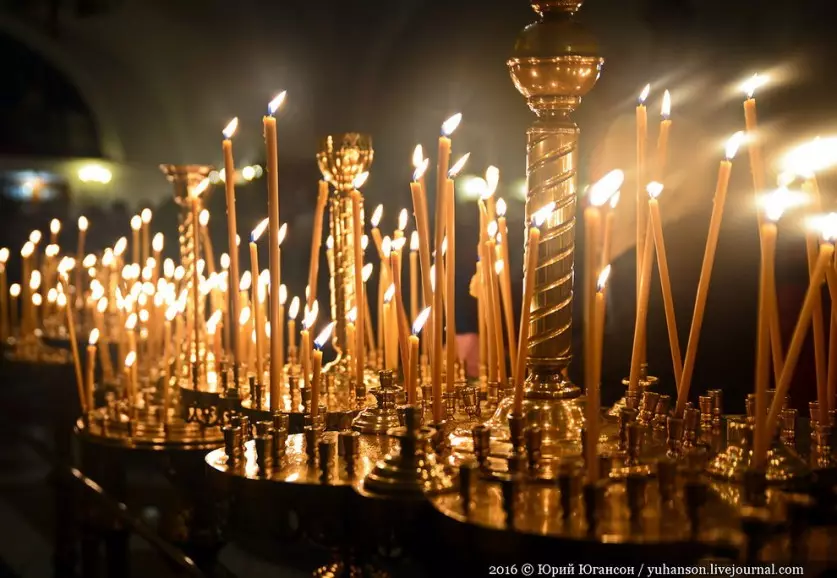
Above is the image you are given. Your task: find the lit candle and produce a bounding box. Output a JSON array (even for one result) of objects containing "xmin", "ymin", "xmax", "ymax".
[
  {"xmin": 163, "ymin": 307, "xmax": 176, "ymax": 423},
  {"xmin": 395, "ymin": 209, "xmax": 408, "ymax": 240},
  {"xmin": 76, "ymin": 217, "xmax": 88, "ymax": 310},
  {"xmin": 802, "ymin": 181, "xmax": 828, "ymax": 421},
  {"xmin": 351, "ymin": 174, "xmax": 368, "ymax": 391},
  {"xmin": 222, "ymin": 118, "xmax": 243, "ymax": 387},
  {"xmin": 742, "ymin": 74, "xmax": 768, "ymax": 206},
  {"xmin": 409, "ymin": 158, "xmax": 433, "ymax": 355},
  {"xmin": 495, "ymin": 198, "xmax": 517, "ymax": 381},
  {"xmin": 362, "ymin": 263, "xmax": 376, "ymax": 355},
  {"xmin": 390, "ymin": 244, "xmax": 410, "ymax": 374},
  {"xmin": 628, "ymin": 218, "xmax": 654, "ymax": 392},
  {"xmin": 445, "ymin": 153, "xmax": 469, "ymax": 391},
  {"xmin": 131, "ymin": 215, "xmax": 141, "ymax": 265},
  {"xmin": 190, "ymin": 181, "xmax": 209, "ymax": 390},
  {"xmin": 250, "ymin": 218, "xmax": 269, "ymax": 385},
  {"xmin": 488, "ymin": 248, "xmax": 507, "ymax": 386},
  {"xmin": 0, "ymin": 248, "xmax": 8, "ymax": 341},
  {"xmin": 152, "ymin": 233, "xmax": 164, "ymax": 286},
  {"xmin": 50, "ymin": 219, "xmax": 61, "ymax": 245},
  {"xmin": 141, "ymin": 209, "xmax": 152, "ymax": 266},
  {"xmin": 277, "ymin": 282, "xmax": 286, "ymax": 386},
  {"xmin": 300, "ymin": 303, "xmax": 318, "ymax": 401},
  {"xmin": 675, "ymin": 133, "xmax": 744, "ymax": 416},
  {"xmin": 636, "ymin": 84, "xmax": 650, "ymax": 320},
  {"xmin": 62, "ymin": 274, "xmax": 85, "ymax": 412},
  {"xmin": 199, "ymin": 210, "xmax": 216, "ymax": 275},
  {"xmin": 600, "ymin": 192, "xmax": 620, "ymax": 271},
  {"xmin": 346, "ymin": 307, "xmax": 357, "ymax": 360},
  {"xmin": 655, "ymin": 90, "xmax": 672, "ymax": 181},
  {"xmin": 263, "ymin": 92, "xmax": 287, "ymax": 413},
  {"xmin": 586, "ymin": 265, "xmax": 611, "ymax": 483},
  {"xmin": 408, "ymin": 307, "xmax": 431, "ymax": 405},
  {"xmin": 124, "ymin": 351, "xmax": 137, "ymax": 419},
  {"xmin": 383, "ymin": 284, "xmax": 396, "ymax": 370},
  {"xmin": 763, "ymin": 215, "xmax": 836, "ymax": 462},
  {"xmin": 409, "ymin": 231, "xmax": 419, "ymax": 322},
  {"xmin": 646, "ymin": 181, "xmax": 682, "ymax": 389},
  {"xmin": 86, "ymin": 328, "xmax": 99, "ymax": 415},
  {"xmin": 287, "ymin": 296, "xmax": 299, "ymax": 363},
  {"xmin": 311, "ymin": 321, "xmax": 335, "ymax": 419},
  {"xmin": 481, "ymin": 230, "xmax": 498, "ymax": 384},
  {"xmin": 308, "ymin": 180, "xmax": 328, "ymax": 309},
  {"xmin": 10, "ymin": 284, "xmax": 20, "ymax": 337},
  {"xmin": 514, "ymin": 204, "xmax": 553, "ymax": 415}
]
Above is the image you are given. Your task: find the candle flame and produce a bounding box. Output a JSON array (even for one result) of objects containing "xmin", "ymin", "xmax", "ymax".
[
  {"xmin": 220, "ymin": 253, "xmax": 230, "ymax": 269},
  {"xmin": 412, "ymin": 306, "xmax": 431, "ymax": 335},
  {"xmin": 113, "ymin": 236, "xmax": 126, "ymax": 256},
  {"xmin": 141, "ymin": 208, "xmax": 152, "ymax": 224},
  {"xmin": 589, "ymin": 169, "xmax": 624, "ymax": 206},
  {"xmin": 610, "ymin": 191, "xmax": 621, "ymax": 209},
  {"xmin": 279, "ymin": 283, "xmax": 287, "ymax": 305},
  {"xmin": 240, "ymin": 271, "xmax": 252, "ymax": 291},
  {"xmin": 353, "ymin": 172, "xmax": 369, "ymax": 189},
  {"xmin": 347, "ymin": 306, "xmax": 358, "ymax": 323},
  {"xmin": 398, "ymin": 208, "xmax": 408, "ymax": 231},
  {"xmin": 222, "ymin": 117, "xmax": 239, "ymax": 139},
  {"xmin": 782, "ymin": 136, "xmax": 837, "ymax": 177},
  {"xmin": 725, "ymin": 131, "xmax": 745, "ymax": 161},
  {"xmin": 199, "ymin": 209, "xmax": 210, "ymax": 227},
  {"xmin": 10, "ymin": 284, "xmax": 20, "ymax": 297},
  {"xmin": 29, "ymin": 230, "xmax": 41, "ymax": 245},
  {"xmin": 597, "ymin": 265, "xmax": 612, "ymax": 292},
  {"xmin": 762, "ymin": 188, "xmax": 791, "ymax": 223},
  {"xmin": 496, "ymin": 197, "xmax": 507, "ymax": 217},
  {"xmin": 487, "ymin": 220, "xmax": 498, "ymax": 238},
  {"xmin": 161, "ymin": 258, "xmax": 173, "ymax": 278},
  {"xmin": 32, "ymin": 293, "xmax": 42, "ymax": 306},
  {"xmin": 448, "ymin": 153, "xmax": 470, "ymax": 178},
  {"xmin": 441, "ymin": 113, "xmax": 462, "ymax": 137},
  {"xmin": 819, "ymin": 212, "xmax": 837, "ymax": 242},
  {"xmin": 532, "ymin": 202, "xmax": 556, "ymax": 227},
  {"xmin": 326, "ymin": 235, "xmax": 334, "ymax": 250},
  {"xmin": 646, "ymin": 181, "xmax": 664, "ymax": 199},
  {"xmin": 0, "ymin": 248, "xmax": 7, "ymax": 264},
  {"xmin": 268, "ymin": 91, "xmax": 287, "ymax": 115},
  {"xmin": 125, "ymin": 313, "xmax": 137, "ymax": 330},
  {"xmin": 239, "ymin": 307, "xmax": 251, "ymax": 325},
  {"xmin": 413, "ymin": 158, "xmax": 429, "ymax": 182},
  {"xmin": 78, "ymin": 216, "xmax": 89, "ymax": 231},
  {"xmin": 383, "ymin": 283, "xmax": 395, "ymax": 304},
  {"xmin": 441, "ymin": 236, "xmax": 448, "ymax": 255},
  {"xmin": 259, "ymin": 268, "xmax": 270, "ymax": 287},
  {"xmin": 288, "ymin": 296, "xmax": 300, "ymax": 319},
  {"xmin": 741, "ymin": 73, "xmax": 767, "ymax": 99},
  {"xmin": 152, "ymin": 233, "xmax": 164, "ymax": 253},
  {"xmin": 485, "ymin": 166, "xmax": 500, "ymax": 198},
  {"xmin": 639, "ymin": 83, "xmax": 651, "ymax": 104},
  {"xmin": 362, "ymin": 262, "xmax": 374, "ymax": 282},
  {"xmin": 125, "ymin": 351, "xmax": 136, "ymax": 368},
  {"xmin": 494, "ymin": 259, "xmax": 504, "ymax": 275},
  {"xmin": 410, "ymin": 230, "xmax": 419, "ymax": 251},
  {"xmin": 382, "ymin": 236, "xmax": 392, "ymax": 258},
  {"xmin": 302, "ymin": 300, "xmax": 319, "ymax": 329},
  {"xmin": 130, "ymin": 215, "xmax": 142, "ymax": 231},
  {"xmin": 97, "ymin": 297, "xmax": 108, "ymax": 313},
  {"xmin": 57, "ymin": 256, "xmax": 75, "ymax": 273},
  {"xmin": 50, "ymin": 219, "xmax": 61, "ymax": 235},
  {"xmin": 314, "ymin": 321, "xmax": 336, "ymax": 349},
  {"xmin": 251, "ymin": 218, "xmax": 269, "ymax": 242},
  {"xmin": 192, "ymin": 178, "xmax": 210, "ymax": 198},
  {"xmin": 21, "ymin": 242, "xmax": 34, "ymax": 258},
  {"xmin": 661, "ymin": 90, "xmax": 671, "ymax": 119},
  {"xmin": 361, "ymin": 235, "xmax": 369, "ymax": 251},
  {"xmin": 371, "ymin": 205, "xmax": 383, "ymax": 228},
  {"xmin": 82, "ymin": 254, "xmax": 97, "ymax": 268},
  {"xmin": 29, "ymin": 270, "xmax": 41, "ymax": 290},
  {"xmin": 391, "ymin": 237, "xmax": 407, "ymax": 252},
  {"xmin": 412, "ymin": 144, "xmax": 424, "ymax": 168}
]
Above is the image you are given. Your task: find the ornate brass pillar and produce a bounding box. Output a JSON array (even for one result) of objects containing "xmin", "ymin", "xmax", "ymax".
[
  {"xmin": 486, "ymin": 0, "xmax": 603, "ymax": 450},
  {"xmin": 316, "ymin": 134, "xmax": 373, "ymax": 395}
]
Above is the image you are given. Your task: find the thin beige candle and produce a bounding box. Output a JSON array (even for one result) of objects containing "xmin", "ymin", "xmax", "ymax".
[
  {"xmin": 63, "ymin": 275, "xmax": 85, "ymax": 413},
  {"xmin": 600, "ymin": 193, "xmax": 620, "ymax": 271},
  {"xmin": 131, "ymin": 215, "xmax": 141, "ymax": 266},
  {"xmin": 636, "ymin": 85, "xmax": 650, "ymax": 335},
  {"xmin": 163, "ymin": 315, "xmax": 173, "ymax": 423},
  {"xmin": 487, "ymin": 241, "xmax": 507, "ymax": 385},
  {"xmin": 249, "ymin": 218, "xmax": 268, "ymax": 384},
  {"xmin": 308, "ymin": 180, "xmax": 328, "ymax": 309},
  {"xmin": 445, "ymin": 154, "xmax": 469, "ymax": 391},
  {"xmin": 742, "ymin": 74, "xmax": 768, "ymax": 217},
  {"xmin": 410, "ymin": 160, "xmax": 433, "ymax": 356},
  {"xmin": 9, "ymin": 284, "xmax": 19, "ymax": 336},
  {"xmin": 628, "ymin": 218, "xmax": 655, "ymax": 392},
  {"xmin": 583, "ymin": 203, "xmax": 602, "ymax": 412},
  {"xmin": 311, "ymin": 321, "xmax": 335, "ymax": 419},
  {"xmin": 141, "ymin": 209, "xmax": 152, "ymax": 266},
  {"xmin": 0, "ymin": 249, "xmax": 7, "ymax": 341},
  {"xmin": 390, "ymin": 250, "xmax": 410, "ymax": 374},
  {"xmin": 124, "ymin": 352, "xmax": 137, "ymax": 419},
  {"xmin": 222, "ymin": 117, "xmax": 243, "ymax": 388},
  {"xmin": 350, "ymin": 180, "xmax": 367, "ymax": 391},
  {"xmin": 676, "ymin": 133, "xmax": 743, "ymax": 416},
  {"xmin": 803, "ymin": 181, "xmax": 828, "ymax": 421},
  {"xmin": 655, "ymin": 90, "xmax": 672, "ymax": 182},
  {"xmin": 76, "ymin": 217, "xmax": 88, "ymax": 309},
  {"xmin": 85, "ymin": 329, "xmax": 99, "ymax": 415},
  {"xmin": 287, "ymin": 297, "xmax": 299, "ymax": 363},
  {"xmin": 496, "ymin": 199, "xmax": 518, "ymax": 378},
  {"xmin": 587, "ymin": 266, "xmax": 611, "ymax": 483},
  {"xmin": 410, "ymin": 232, "xmax": 419, "ymax": 322},
  {"xmin": 480, "ymin": 241, "xmax": 498, "ymax": 383},
  {"xmin": 647, "ymin": 182, "xmax": 683, "ymax": 388},
  {"xmin": 753, "ymin": 218, "xmax": 776, "ymax": 470}
]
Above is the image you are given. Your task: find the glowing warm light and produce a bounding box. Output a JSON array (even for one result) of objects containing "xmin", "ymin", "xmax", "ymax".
[
  {"xmin": 277, "ymin": 223, "xmax": 288, "ymax": 246},
  {"xmin": 57, "ymin": 257, "xmax": 75, "ymax": 273},
  {"xmin": 78, "ymin": 216, "xmax": 89, "ymax": 232},
  {"xmin": 413, "ymin": 158, "xmax": 430, "ymax": 182},
  {"xmin": 152, "ymin": 233, "xmax": 164, "ymax": 253},
  {"xmin": 192, "ymin": 178, "xmax": 210, "ymax": 197},
  {"xmin": 496, "ymin": 198, "xmax": 507, "ymax": 217},
  {"xmin": 139, "ymin": 309, "xmax": 150, "ymax": 323},
  {"xmin": 288, "ymin": 296, "xmax": 300, "ymax": 320},
  {"xmin": 268, "ymin": 91, "xmax": 287, "ymax": 115},
  {"xmin": 361, "ymin": 235, "xmax": 369, "ymax": 251},
  {"xmin": 347, "ymin": 307, "xmax": 358, "ymax": 323},
  {"xmin": 442, "ymin": 113, "xmax": 462, "ymax": 137},
  {"xmin": 412, "ymin": 306, "xmax": 431, "ymax": 335},
  {"xmin": 383, "ymin": 283, "xmax": 395, "ymax": 304},
  {"xmin": 259, "ymin": 269, "xmax": 270, "ymax": 287},
  {"xmin": 29, "ymin": 230, "xmax": 41, "ymax": 245},
  {"xmin": 251, "ymin": 218, "xmax": 269, "ymax": 242},
  {"xmin": 410, "ymin": 231, "xmax": 419, "ymax": 251},
  {"xmin": 125, "ymin": 313, "xmax": 137, "ymax": 330},
  {"xmin": 352, "ymin": 172, "xmax": 369, "ymax": 190},
  {"xmin": 485, "ymin": 166, "xmax": 500, "ymax": 198},
  {"xmin": 314, "ymin": 321, "xmax": 336, "ymax": 349},
  {"xmin": 113, "ymin": 237, "xmax": 126, "ymax": 256},
  {"xmin": 763, "ymin": 188, "xmax": 791, "ymax": 223},
  {"xmin": 97, "ymin": 298, "xmax": 107, "ymax": 313},
  {"xmin": 639, "ymin": 84, "xmax": 651, "ymax": 104},
  {"xmin": 597, "ymin": 265, "xmax": 612, "ymax": 292},
  {"xmin": 56, "ymin": 292, "xmax": 66, "ymax": 307},
  {"xmin": 47, "ymin": 288, "xmax": 57, "ymax": 303},
  {"xmin": 382, "ymin": 236, "xmax": 392, "ymax": 258},
  {"xmin": 741, "ymin": 73, "xmax": 768, "ymax": 99},
  {"xmin": 532, "ymin": 202, "xmax": 556, "ymax": 227},
  {"xmin": 199, "ymin": 210, "xmax": 210, "ymax": 227},
  {"xmin": 161, "ymin": 259, "xmax": 173, "ymax": 278},
  {"xmin": 362, "ymin": 263, "xmax": 374, "ymax": 282},
  {"xmin": 32, "ymin": 293, "xmax": 42, "ymax": 306},
  {"xmin": 29, "ymin": 271, "xmax": 41, "ymax": 290},
  {"xmin": 222, "ymin": 118, "xmax": 239, "ymax": 139},
  {"xmin": 397, "ymin": 209, "xmax": 408, "ymax": 232},
  {"xmin": 278, "ymin": 283, "xmax": 287, "ymax": 305},
  {"xmin": 82, "ymin": 254, "xmax": 97, "ymax": 268},
  {"xmin": 220, "ymin": 253, "xmax": 230, "ymax": 269},
  {"xmin": 661, "ymin": 90, "xmax": 671, "ymax": 119},
  {"xmin": 487, "ymin": 221, "xmax": 498, "ymax": 238},
  {"xmin": 302, "ymin": 301, "xmax": 319, "ymax": 330},
  {"xmin": 326, "ymin": 235, "xmax": 334, "ymax": 250},
  {"xmin": 239, "ymin": 307, "xmax": 251, "ymax": 326},
  {"xmin": 125, "ymin": 351, "xmax": 136, "ymax": 368},
  {"xmin": 10, "ymin": 284, "xmax": 20, "ymax": 297},
  {"xmin": 78, "ymin": 163, "xmax": 112, "ymax": 184},
  {"xmin": 141, "ymin": 209, "xmax": 152, "ymax": 224},
  {"xmin": 0, "ymin": 248, "xmax": 8, "ymax": 263},
  {"xmin": 610, "ymin": 191, "xmax": 621, "ymax": 209},
  {"xmin": 819, "ymin": 213, "xmax": 837, "ymax": 242},
  {"xmin": 726, "ymin": 131, "xmax": 745, "ymax": 161},
  {"xmin": 50, "ymin": 219, "xmax": 61, "ymax": 235},
  {"xmin": 494, "ymin": 260, "xmax": 504, "ymax": 275},
  {"xmin": 242, "ymin": 166, "xmax": 256, "ymax": 181},
  {"xmin": 643, "ymin": 182, "xmax": 664, "ymax": 202},
  {"xmin": 412, "ymin": 145, "xmax": 424, "ymax": 168},
  {"xmin": 174, "ymin": 266, "xmax": 185, "ymax": 281},
  {"xmin": 240, "ymin": 271, "xmax": 252, "ymax": 291},
  {"xmin": 448, "ymin": 153, "xmax": 470, "ymax": 178},
  {"xmin": 782, "ymin": 136, "xmax": 837, "ymax": 177},
  {"xmin": 131, "ymin": 215, "xmax": 142, "ymax": 231},
  {"xmin": 441, "ymin": 237, "xmax": 448, "ymax": 256},
  {"xmin": 21, "ymin": 242, "xmax": 34, "ymax": 259},
  {"xmin": 589, "ymin": 169, "xmax": 624, "ymax": 206}
]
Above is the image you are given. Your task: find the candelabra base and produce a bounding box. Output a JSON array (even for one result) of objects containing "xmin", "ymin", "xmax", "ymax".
[{"xmin": 607, "ymin": 374, "xmax": 659, "ymax": 419}]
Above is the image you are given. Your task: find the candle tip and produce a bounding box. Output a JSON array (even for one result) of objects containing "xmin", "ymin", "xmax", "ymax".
[
  {"xmin": 77, "ymin": 215, "xmax": 89, "ymax": 231},
  {"xmin": 222, "ymin": 117, "xmax": 239, "ymax": 139},
  {"xmin": 410, "ymin": 230, "xmax": 419, "ymax": 251},
  {"xmin": 50, "ymin": 219, "xmax": 61, "ymax": 235},
  {"xmin": 152, "ymin": 233, "xmax": 164, "ymax": 253},
  {"xmin": 412, "ymin": 144, "xmax": 424, "ymax": 169},
  {"xmin": 531, "ymin": 202, "xmax": 556, "ymax": 227},
  {"xmin": 639, "ymin": 83, "xmax": 651, "ymax": 104},
  {"xmin": 412, "ymin": 306, "xmax": 432, "ymax": 335},
  {"xmin": 661, "ymin": 90, "xmax": 671, "ymax": 119},
  {"xmin": 484, "ymin": 166, "xmax": 500, "ymax": 198},
  {"xmin": 448, "ymin": 153, "xmax": 470, "ymax": 178},
  {"xmin": 268, "ymin": 91, "xmax": 287, "ymax": 116},
  {"xmin": 130, "ymin": 215, "xmax": 142, "ymax": 231},
  {"xmin": 441, "ymin": 113, "xmax": 462, "ymax": 137},
  {"xmin": 413, "ymin": 158, "xmax": 429, "ymax": 182},
  {"xmin": 741, "ymin": 73, "xmax": 767, "ymax": 99},
  {"xmin": 496, "ymin": 197, "xmax": 507, "ymax": 217},
  {"xmin": 352, "ymin": 172, "xmax": 369, "ymax": 189},
  {"xmin": 371, "ymin": 204, "xmax": 384, "ymax": 228},
  {"xmin": 88, "ymin": 328, "xmax": 100, "ymax": 346},
  {"xmin": 383, "ymin": 283, "xmax": 395, "ymax": 304},
  {"xmin": 597, "ymin": 265, "xmax": 612, "ymax": 292},
  {"xmin": 141, "ymin": 208, "xmax": 152, "ymax": 224},
  {"xmin": 398, "ymin": 208, "xmax": 409, "ymax": 232},
  {"xmin": 362, "ymin": 262, "xmax": 374, "ymax": 282},
  {"xmin": 314, "ymin": 321, "xmax": 336, "ymax": 349},
  {"xmin": 288, "ymin": 296, "xmax": 300, "ymax": 319},
  {"xmin": 251, "ymin": 218, "xmax": 269, "ymax": 243},
  {"xmin": 725, "ymin": 131, "xmax": 746, "ymax": 160},
  {"xmin": 646, "ymin": 181, "xmax": 664, "ymax": 199},
  {"xmin": 347, "ymin": 307, "xmax": 358, "ymax": 323},
  {"xmin": 0, "ymin": 248, "xmax": 8, "ymax": 264},
  {"xmin": 302, "ymin": 300, "xmax": 319, "ymax": 329},
  {"xmin": 589, "ymin": 169, "xmax": 624, "ymax": 206}
]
